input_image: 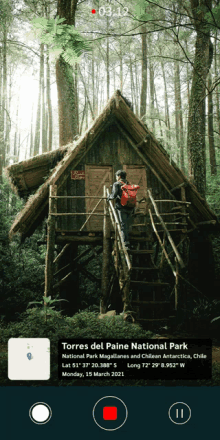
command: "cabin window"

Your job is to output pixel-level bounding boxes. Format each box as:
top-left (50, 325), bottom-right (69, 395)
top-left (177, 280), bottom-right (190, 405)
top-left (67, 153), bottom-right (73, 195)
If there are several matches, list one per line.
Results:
top-left (85, 165), bottom-right (113, 230)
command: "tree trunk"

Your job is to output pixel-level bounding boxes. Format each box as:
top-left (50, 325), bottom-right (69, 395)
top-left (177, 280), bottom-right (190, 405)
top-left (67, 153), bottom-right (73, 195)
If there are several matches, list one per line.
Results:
top-left (45, 46), bottom-right (53, 152)
top-left (42, 45), bottom-right (47, 153)
top-left (148, 36), bottom-right (155, 131)
top-left (149, 61), bottom-right (155, 131)
top-left (214, 36), bottom-right (220, 136)
top-left (30, 105), bottom-right (34, 157)
top-left (140, 24), bottom-right (147, 120)
top-left (75, 63), bottom-right (79, 131)
top-left (0, 47), bottom-right (2, 182)
top-left (13, 99), bottom-right (19, 162)
top-left (187, 0), bottom-right (212, 197)
top-left (175, 58), bottom-right (185, 172)
top-left (56, 0), bottom-right (78, 147)
top-left (34, 43), bottom-right (44, 156)
top-left (208, 72), bottom-right (217, 175)
top-left (154, 85), bottom-right (163, 137)
top-left (135, 59), bottom-right (140, 117)
top-left (160, 59), bottom-right (170, 132)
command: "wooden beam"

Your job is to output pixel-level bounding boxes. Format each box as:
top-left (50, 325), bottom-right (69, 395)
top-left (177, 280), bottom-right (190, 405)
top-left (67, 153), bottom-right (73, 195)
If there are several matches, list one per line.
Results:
top-left (149, 209), bottom-right (176, 276)
top-left (53, 271), bottom-right (72, 290)
top-left (107, 189), bottom-right (132, 271)
top-left (154, 199), bottom-right (191, 204)
top-left (196, 220), bottom-right (216, 226)
top-left (53, 243), bottom-right (70, 264)
top-left (80, 197), bottom-right (103, 231)
top-left (56, 236), bottom-right (103, 243)
top-left (170, 182), bottom-right (188, 193)
top-left (148, 190), bottom-right (185, 268)
top-left (50, 196), bottom-right (107, 199)
top-left (76, 263), bottom-right (101, 283)
top-left (51, 213), bottom-right (108, 216)
top-left (44, 185), bottom-right (57, 298)
top-left (101, 185), bottom-right (111, 314)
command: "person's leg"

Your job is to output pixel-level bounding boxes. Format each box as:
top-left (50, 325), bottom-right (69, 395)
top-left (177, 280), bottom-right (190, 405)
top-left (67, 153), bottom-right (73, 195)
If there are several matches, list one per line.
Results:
top-left (123, 211), bottom-right (130, 245)
top-left (126, 211), bottom-right (133, 245)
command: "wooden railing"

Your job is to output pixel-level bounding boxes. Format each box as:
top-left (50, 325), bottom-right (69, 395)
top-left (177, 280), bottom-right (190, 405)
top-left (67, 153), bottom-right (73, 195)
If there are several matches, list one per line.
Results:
top-left (46, 184), bottom-right (132, 313)
top-left (147, 189), bottom-right (191, 310)
top-left (147, 189), bottom-right (186, 271)
top-left (106, 186), bottom-right (132, 312)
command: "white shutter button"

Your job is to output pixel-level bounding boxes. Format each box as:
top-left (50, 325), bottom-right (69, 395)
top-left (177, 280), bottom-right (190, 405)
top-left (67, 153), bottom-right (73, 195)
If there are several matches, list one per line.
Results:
top-left (29, 402), bottom-right (52, 425)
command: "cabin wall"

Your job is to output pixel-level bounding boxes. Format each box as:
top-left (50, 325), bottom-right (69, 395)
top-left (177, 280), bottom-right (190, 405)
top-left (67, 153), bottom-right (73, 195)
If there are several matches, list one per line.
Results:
top-left (56, 123), bottom-right (175, 232)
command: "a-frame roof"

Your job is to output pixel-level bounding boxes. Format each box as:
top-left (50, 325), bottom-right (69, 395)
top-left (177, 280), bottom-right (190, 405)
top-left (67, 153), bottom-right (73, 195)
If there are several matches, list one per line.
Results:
top-left (6, 90), bottom-right (218, 240)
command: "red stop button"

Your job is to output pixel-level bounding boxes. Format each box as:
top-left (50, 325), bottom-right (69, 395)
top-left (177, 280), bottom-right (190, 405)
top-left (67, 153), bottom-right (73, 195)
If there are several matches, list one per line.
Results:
top-left (103, 406), bottom-right (117, 420)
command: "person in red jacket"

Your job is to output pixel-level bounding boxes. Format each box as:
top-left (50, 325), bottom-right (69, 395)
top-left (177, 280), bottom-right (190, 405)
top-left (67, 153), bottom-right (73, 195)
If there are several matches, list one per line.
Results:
top-left (107, 170), bottom-right (134, 250)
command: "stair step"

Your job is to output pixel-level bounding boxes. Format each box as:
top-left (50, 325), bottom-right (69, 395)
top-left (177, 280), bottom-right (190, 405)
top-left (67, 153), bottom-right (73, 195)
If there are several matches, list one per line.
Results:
top-left (155, 229), bottom-right (185, 233)
top-left (132, 224), bottom-right (146, 227)
top-left (137, 318), bottom-right (169, 322)
top-left (111, 236), bottom-right (153, 242)
top-left (131, 301), bottom-right (170, 304)
top-left (130, 281), bottom-right (169, 286)
top-left (129, 237), bottom-right (153, 242)
top-left (132, 267), bottom-right (158, 271)
top-left (128, 250), bottom-right (154, 254)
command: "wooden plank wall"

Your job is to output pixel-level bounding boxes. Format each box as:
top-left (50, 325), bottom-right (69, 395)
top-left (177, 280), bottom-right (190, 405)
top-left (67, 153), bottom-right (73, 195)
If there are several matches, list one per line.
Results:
top-left (56, 123), bottom-right (175, 232)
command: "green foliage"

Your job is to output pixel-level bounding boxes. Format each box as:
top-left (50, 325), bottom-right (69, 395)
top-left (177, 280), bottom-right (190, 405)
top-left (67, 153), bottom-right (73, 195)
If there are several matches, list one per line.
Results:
top-left (0, 0), bottom-right (13, 27)
top-left (0, 180), bottom-right (46, 322)
top-left (193, 298), bottom-right (220, 321)
top-left (206, 174), bottom-right (220, 214)
top-left (205, 4), bottom-right (220, 30)
top-left (27, 295), bottom-right (69, 323)
top-left (31, 16), bottom-right (92, 65)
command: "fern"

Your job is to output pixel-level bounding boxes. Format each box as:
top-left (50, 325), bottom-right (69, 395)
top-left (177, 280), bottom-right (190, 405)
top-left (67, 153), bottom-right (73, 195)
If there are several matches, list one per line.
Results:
top-left (32, 16), bottom-right (91, 66)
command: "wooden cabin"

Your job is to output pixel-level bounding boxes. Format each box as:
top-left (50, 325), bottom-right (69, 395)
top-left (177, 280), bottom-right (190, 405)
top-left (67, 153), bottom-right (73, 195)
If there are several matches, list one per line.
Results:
top-left (6, 90), bottom-right (219, 328)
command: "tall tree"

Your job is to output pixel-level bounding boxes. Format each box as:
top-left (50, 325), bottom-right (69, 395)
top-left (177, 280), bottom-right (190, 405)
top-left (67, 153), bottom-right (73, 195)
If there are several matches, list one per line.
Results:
top-left (34, 43), bottom-right (44, 156)
top-left (56, 0), bottom-right (78, 146)
top-left (187, 0), bottom-right (213, 197)
top-left (207, 71), bottom-right (217, 175)
top-left (140, 23), bottom-right (147, 120)
top-left (46, 47), bottom-right (52, 151)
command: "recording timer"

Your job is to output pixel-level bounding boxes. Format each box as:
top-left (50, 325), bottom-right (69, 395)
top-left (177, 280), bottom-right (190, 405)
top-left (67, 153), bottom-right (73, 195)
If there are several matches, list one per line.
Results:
top-left (92, 6), bottom-right (129, 17)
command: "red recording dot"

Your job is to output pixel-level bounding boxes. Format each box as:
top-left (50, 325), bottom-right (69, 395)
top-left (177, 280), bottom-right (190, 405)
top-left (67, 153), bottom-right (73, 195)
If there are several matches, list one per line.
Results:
top-left (91, 9), bottom-right (96, 14)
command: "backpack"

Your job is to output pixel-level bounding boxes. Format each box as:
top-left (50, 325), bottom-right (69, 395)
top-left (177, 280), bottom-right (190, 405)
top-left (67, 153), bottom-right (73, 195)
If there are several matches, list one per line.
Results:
top-left (119, 180), bottom-right (140, 208)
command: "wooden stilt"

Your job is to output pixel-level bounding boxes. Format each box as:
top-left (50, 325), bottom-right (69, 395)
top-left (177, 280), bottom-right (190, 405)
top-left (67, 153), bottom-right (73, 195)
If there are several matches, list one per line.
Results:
top-left (122, 279), bottom-right (131, 313)
top-left (100, 185), bottom-right (111, 314)
top-left (44, 184), bottom-right (57, 302)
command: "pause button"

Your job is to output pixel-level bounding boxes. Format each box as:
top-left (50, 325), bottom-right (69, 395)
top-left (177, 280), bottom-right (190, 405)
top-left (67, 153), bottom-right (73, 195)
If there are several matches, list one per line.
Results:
top-left (168, 402), bottom-right (191, 425)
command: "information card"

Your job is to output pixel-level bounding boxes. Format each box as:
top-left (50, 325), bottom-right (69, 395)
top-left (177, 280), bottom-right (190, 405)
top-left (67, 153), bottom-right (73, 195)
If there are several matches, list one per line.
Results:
top-left (58, 339), bottom-right (212, 380)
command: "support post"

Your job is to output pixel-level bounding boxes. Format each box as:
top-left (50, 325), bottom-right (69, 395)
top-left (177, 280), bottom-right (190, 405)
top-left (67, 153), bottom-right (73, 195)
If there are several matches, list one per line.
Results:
top-left (122, 278), bottom-right (131, 313)
top-left (100, 185), bottom-right (111, 314)
top-left (44, 184), bottom-right (57, 302)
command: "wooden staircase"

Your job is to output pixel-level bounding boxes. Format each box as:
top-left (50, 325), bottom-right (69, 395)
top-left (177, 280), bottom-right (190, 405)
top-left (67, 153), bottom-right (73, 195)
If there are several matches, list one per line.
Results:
top-left (128, 240), bottom-right (172, 328)
top-left (105, 186), bottom-right (190, 329)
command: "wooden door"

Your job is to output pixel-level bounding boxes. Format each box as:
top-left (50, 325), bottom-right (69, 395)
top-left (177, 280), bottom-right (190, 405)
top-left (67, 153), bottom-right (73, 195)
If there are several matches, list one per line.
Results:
top-left (123, 166), bottom-right (147, 214)
top-left (85, 165), bottom-right (113, 230)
